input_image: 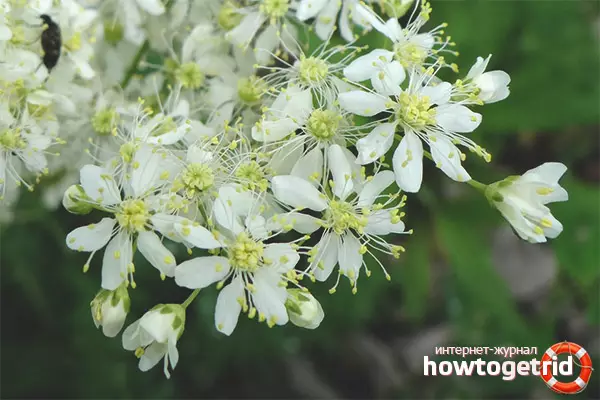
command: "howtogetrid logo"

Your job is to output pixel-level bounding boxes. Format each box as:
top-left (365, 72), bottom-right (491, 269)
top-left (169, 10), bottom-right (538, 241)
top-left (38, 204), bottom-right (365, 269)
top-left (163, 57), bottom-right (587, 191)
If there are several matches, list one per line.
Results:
top-left (540, 341), bottom-right (593, 394)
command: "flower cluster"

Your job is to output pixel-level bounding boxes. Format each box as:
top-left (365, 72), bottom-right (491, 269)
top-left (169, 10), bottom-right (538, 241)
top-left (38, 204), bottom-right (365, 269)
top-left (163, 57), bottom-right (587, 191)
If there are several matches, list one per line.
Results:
top-left (1, 0), bottom-right (568, 377)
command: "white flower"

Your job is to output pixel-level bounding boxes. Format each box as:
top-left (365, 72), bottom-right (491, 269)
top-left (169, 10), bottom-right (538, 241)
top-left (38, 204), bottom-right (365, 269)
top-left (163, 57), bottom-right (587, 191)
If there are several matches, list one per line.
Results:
top-left (251, 85), bottom-right (312, 143)
top-left (259, 36), bottom-right (358, 106)
top-left (122, 304), bottom-right (185, 378)
top-left (339, 70), bottom-right (488, 192)
top-left (343, 2), bottom-right (455, 93)
top-left (285, 289), bottom-right (324, 329)
top-left (296, 0), bottom-right (373, 42)
top-left (65, 145), bottom-right (180, 290)
top-left (270, 144), bottom-right (408, 292)
top-left (486, 162), bottom-right (568, 243)
top-left (90, 284), bottom-right (130, 337)
top-left (226, 0), bottom-right (298, 63)
top-left (0, 112), bottom-right (60, 200)
top-left (174, 186), bottom-right (301, 335)
top-left (462, 54), bottom-right (511, 104)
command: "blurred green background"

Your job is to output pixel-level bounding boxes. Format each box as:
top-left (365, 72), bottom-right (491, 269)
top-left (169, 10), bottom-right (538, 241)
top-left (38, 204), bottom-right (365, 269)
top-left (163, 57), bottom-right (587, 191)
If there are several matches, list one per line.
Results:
top-left (2, 0), bottom-right (599, 398)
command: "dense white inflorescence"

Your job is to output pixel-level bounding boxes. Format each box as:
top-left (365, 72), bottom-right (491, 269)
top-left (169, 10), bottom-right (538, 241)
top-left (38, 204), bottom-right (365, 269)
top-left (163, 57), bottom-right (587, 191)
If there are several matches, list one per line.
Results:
top-left (0, 0), bottom-right (568, 377)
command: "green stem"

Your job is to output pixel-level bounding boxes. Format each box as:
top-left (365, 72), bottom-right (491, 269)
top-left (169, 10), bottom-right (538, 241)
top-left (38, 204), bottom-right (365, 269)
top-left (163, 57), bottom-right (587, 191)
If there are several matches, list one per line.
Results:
top-left (467, 179), bottom-right (487, 193)
top-left (182, 289), bottom-right (200, 309)
top-left (120, 40), bottom-right (150, 89)
top-left (118, 0), bottom-right (176, 89)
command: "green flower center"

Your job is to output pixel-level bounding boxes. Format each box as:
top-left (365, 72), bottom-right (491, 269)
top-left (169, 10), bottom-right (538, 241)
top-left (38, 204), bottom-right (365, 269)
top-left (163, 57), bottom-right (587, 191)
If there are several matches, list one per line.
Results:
top-left (119, 142), bottom-right (136, 163)
top-left (92, 108), bottom-right (119, 136)
top-left (175, 63), bottom-right (205, 89)
top-left (298, 57), bottom-right (329, 85)
top-left (152, 116), bottom-right (177, 137)
top-left (324, 200), bottom-right (367, 235)
top-left (0, 128), bottom-right (26, 151)
top-left (396, 92), bottom-right (436, 129)
top-left (103, 22), bottom-right (124, 46)
top-left (260, 0), bottom-right (290, 20)
top-left (237, 76), bottom-right (266, 105)
top-left (229, 233), bottom-right (264, 272)
top-left (393, 41), bottom-right (427, 67)
top-left (64, 32), bottom-right (82, 52)
top-left (9, 25), bottom-right (26, 45)
top-left (116, 199), bottom-right (149, 232)
top-left (218, 1), bottom-right (243, 30)
top-left (306, 109), bottom-right (340, 141)
top-left (235, 161), bottom-right (268, 192)
top-left (180, 163), bottom-right (214, 198)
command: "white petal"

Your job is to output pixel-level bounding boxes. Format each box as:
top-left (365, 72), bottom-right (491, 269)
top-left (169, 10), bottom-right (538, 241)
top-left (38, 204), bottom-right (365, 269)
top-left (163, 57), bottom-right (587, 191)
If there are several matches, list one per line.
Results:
top-left (175, 256), bottom-right (231, 289)
top-left (271, 175), bottom-right (328, 211)
top-left (291, 147), bottom-right (323, 187)
top-left (522, 162), bottom-right (567, 185)
top-left (138, 342), bottom-right (167, 372)
top-left (420, 82), bottom-right (452, 105)
top-left (328, 144), bottom-right (354, 200)
top-left (429, 136), bottom-right (471, 182)
top-left (150, 214), bottom-right (188, 242)
top-left (466, 55), bottom-right (491, 80)
top-left (358, 171), bottom-right (395, 207)
top-left (254, 24), bottom-right (279, 64)
top-left (213, 196), bottom-right (244, 236)
top-left (337, 233), bottom-right (362, 279)
top-left (435, 104), bottom-right (482, 133)
top-left (137, 231), bottom-right (177, 277)
top-left (215, 276), bottom-right (244, 336)
top-left (269, 141), bottom-right (304, 175)
top-left (314, 0), bottom-right (341, 40)
top-left (245, 214), bottom-right (268, 240)
top-left (80, 165), bottom-right (121, 205)
top-left (474, 71), bottom-right (511, 103)
top-left (392, 131), bottom-right (423, 193)
top-left (297, 0), bottom-right (329, 20)
top-left (122, 320), bottom-right (142, 350)
top-left (101, 231), bottom-right (132, 290)
top-left (252, 269), bottom-right (289, 323)
top-left (343, 49), bottom-right (394, 82)
top-left (371, 61), bottom-right (405, 96)
top-left (66, 218), bottom-right (116, 251)
top-left (338, 91), bottom-right (389, 117)
top-left (364, 210), bottom-right (405, 235)
top-left (174, 221), bottom-right (222, 249)
top-left (312, 232), bottom-right (339, 281)
top-left (227, 12), bottom-right (265, 46)
top-left (284, 212), bottom-right (321, 234)
top-left (355, 122), bottom-right (396, 164)
top-left (252, 118), bottom-right (299, 142)
top-left (263, 243), bottom-right (300, 272)
top-left (130, 144), bottom-right (164, 197)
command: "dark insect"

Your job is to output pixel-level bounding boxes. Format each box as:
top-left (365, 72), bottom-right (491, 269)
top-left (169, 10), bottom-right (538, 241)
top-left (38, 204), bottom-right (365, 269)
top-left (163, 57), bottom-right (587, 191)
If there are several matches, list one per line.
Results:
top-left (40, 14), bottom-right (62, 72)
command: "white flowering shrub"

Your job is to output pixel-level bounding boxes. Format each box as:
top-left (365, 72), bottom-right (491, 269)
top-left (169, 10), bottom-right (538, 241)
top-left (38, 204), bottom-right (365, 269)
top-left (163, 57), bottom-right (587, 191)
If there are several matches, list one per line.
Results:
top-left (1, 0), bottom-right (570, 378)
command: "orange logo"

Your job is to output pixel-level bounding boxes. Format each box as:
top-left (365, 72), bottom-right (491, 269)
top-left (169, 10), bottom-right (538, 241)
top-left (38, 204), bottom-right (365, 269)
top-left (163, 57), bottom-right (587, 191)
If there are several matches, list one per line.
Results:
top-left (540, 341), bottom-right (593, 394)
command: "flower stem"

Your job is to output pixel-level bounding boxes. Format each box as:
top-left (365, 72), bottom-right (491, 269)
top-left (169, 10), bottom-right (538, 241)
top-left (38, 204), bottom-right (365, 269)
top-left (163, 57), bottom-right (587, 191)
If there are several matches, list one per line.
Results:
top-left (119, 0), bottom-right (176, 89)
top-left (467, 179), bottom-right (487, 192)
top-left (182, 289), bottom-right (200, 309)
top-left (120, 40), bottom-right (150, 89)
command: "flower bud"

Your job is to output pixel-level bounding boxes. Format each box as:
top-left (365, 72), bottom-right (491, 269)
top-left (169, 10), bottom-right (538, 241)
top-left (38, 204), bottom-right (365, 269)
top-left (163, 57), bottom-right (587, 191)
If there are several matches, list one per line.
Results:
top-left (122, 304), bottom-right (186, 378)
top-left (485, 162), bottom-right (568, 243)
top-left (91, 284), bottom-right (130, 338)
top-left (285, 289), bottom-right (324, 329)
top-left (63, 184), bottom-right (94, 215)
